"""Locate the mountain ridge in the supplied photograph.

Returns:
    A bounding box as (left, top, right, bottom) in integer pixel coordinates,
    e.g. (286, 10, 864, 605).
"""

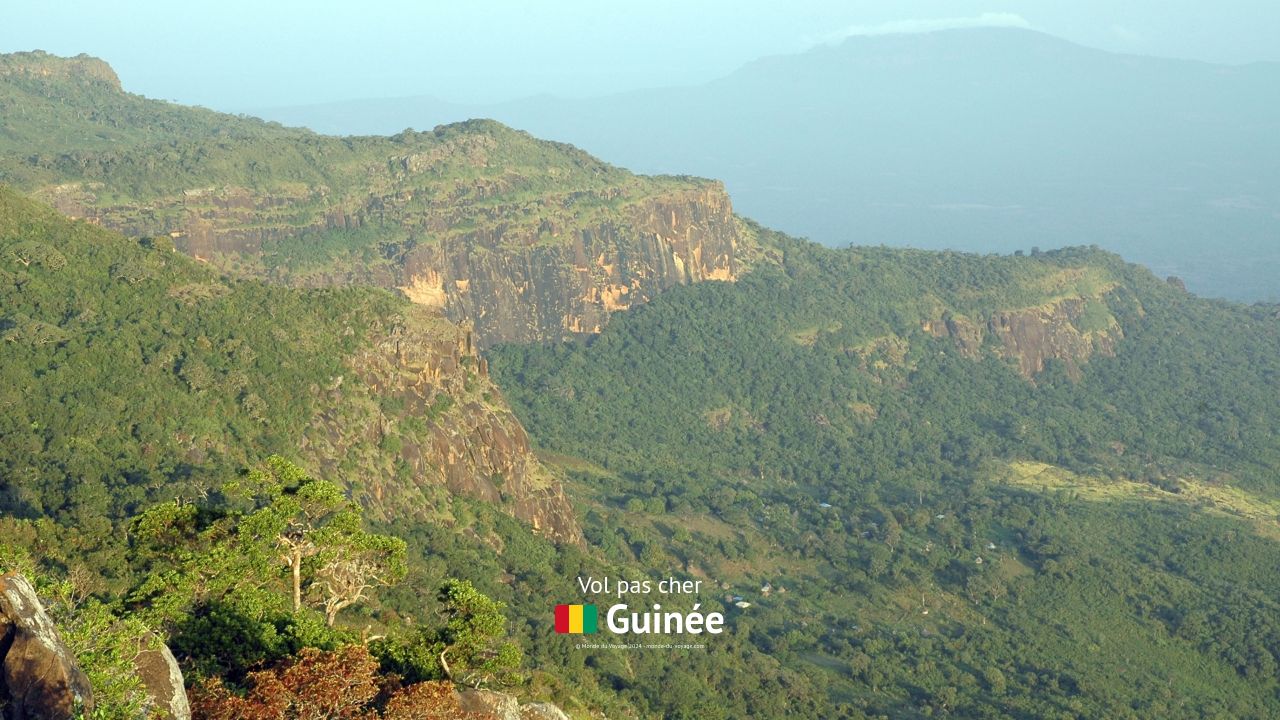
(0, 183, 580, 542)
(0, 52, 749, 347)
(254, 26, 1280, 302)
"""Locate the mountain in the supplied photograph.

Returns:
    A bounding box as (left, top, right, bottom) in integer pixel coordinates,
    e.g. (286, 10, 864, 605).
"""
(0, 51, 748, 348)
(6, 41, 1280, 719)
(0, 182, 828, 720)
(260, 28, 1280, 303)
(491, 226, 1280, 717)
(0, 184, 577, 543)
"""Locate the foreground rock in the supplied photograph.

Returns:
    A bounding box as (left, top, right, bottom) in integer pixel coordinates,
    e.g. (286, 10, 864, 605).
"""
(458, 689, 573, 720)
(0, 573, 94, 719)
(521, 702, 572, 720)
(133, 633, 190, 720)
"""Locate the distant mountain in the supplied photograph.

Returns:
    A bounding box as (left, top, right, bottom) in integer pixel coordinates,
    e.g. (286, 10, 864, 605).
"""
(260, 28, 1280, 302)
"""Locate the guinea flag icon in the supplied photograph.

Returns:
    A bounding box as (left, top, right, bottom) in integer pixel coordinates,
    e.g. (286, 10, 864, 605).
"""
(555, 604, 598, 634)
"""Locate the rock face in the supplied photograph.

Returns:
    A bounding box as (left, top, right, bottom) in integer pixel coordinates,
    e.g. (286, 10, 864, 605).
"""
(0, 51, 120, 90)
(521, 702, 572, 720)
(458, 689, 522, 720)
(303, 306, 582, 544)
(20, 88, 748, 349)
(399, 183, 741, 347)
(988, 297, 1121, 378)
(46, 179, 743, 349)
(925, 295, 1122, 380)
(133, 635, 190, 720)
(457, 689, 571, 720)
(0, 573, 94, 720)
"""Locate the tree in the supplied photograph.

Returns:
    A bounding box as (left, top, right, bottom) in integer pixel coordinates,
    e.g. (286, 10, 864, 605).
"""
(233, 455, 407, 625)
(434, 579, 521, 687)
(312, 514, 407, 627)
(248, 457, 347, 613)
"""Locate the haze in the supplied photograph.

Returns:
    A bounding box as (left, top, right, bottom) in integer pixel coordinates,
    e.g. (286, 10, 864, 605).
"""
(3, 1, 1279, 108)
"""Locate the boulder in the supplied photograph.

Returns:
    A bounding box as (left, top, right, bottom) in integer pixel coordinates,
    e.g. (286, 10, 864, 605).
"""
(134, 634, 190, 720)
(458, 688, 521, 720)
(0, 573, 94, 719)
(521, 702, 571, 720)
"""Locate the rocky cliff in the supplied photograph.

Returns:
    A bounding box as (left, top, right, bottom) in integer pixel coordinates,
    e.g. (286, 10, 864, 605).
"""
(1, 54, 748, 348)
(397, 182, 740, 345)
(301, 305, 582, 543)
(38, 148, 743, 348)
(0, 50, 120, 89)
(458, 688, 572, 720)
(924, 294, 1123, 379)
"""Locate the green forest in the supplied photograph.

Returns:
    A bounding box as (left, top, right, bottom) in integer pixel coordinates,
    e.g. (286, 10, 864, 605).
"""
(490, 227, 1280, 718)
(5, 180, 1280, 718)
(2, 48, 1280, 720)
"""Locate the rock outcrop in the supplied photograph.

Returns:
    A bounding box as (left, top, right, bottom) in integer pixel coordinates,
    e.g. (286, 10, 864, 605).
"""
(458, 689, 522, 720)
(0, 573, 94, 720)
(0, 51, 120, 90)
(987, 297, 1121, 378)
(400, 183, 741, 346)
(45, 178, 743, 348)
(521, 702, 573, 720)
(925, 295, 1122, 380)
(18, 77, 749, 349)
(303, 306, 582, 544)
(133, 635, 190, 720)
(457, 689, 572, 720)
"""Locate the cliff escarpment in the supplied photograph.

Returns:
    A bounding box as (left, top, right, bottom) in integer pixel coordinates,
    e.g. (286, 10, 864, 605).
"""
(398, 182, 739, 344)
(0, 50, 120, 89)
(0, 185, 580, 545)
(922, 270, 1124, 379)
(303, 306, 582, 543)
(1, 53, 748, 347)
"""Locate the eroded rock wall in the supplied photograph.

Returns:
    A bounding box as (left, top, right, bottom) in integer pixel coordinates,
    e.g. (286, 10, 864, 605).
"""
(301, 307, 582, 544)
(925, 296, 1122, 379)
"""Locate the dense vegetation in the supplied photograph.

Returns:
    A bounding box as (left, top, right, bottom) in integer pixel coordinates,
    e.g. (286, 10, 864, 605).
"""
(0, 50, 706, 287)
(4, 48, 1280, 718)
(491, 228, 1280, 718)
(0, 184, 400, 525)
(5, 182, 1280, 717)
(0, 187, 826, 718)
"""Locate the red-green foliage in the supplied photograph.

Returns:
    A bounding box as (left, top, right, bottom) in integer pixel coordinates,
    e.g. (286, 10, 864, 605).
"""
(190, 645, 473, 720)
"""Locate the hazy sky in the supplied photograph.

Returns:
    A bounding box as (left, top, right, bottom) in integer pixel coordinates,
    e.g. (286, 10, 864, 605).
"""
(3, 1, 1277, 109)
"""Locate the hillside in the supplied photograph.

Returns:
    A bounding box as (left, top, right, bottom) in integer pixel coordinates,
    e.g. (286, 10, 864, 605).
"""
(491, 227, 1280, 717)
(0, 184, 577, 543)
(6, 40, 1280, 720)
(0, 51, 747, 347)
(265, 28, 1280, 302)
(0, 186, 841, 719)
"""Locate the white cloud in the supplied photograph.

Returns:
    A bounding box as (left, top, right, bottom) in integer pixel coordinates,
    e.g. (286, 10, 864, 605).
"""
(822, 12, 1033, 43)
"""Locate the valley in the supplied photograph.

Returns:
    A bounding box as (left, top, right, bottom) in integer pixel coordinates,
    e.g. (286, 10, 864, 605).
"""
(1, 48, 1279, 720)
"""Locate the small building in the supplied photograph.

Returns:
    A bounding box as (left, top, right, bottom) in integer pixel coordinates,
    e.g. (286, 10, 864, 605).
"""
(735, 601, 752, 609)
